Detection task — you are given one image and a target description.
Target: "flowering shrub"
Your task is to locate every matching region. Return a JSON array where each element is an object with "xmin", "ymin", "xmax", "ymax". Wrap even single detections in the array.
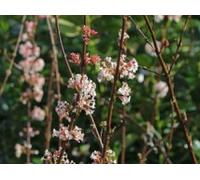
[{"xmin": 1, "ymin": 15, "xmax": 200, "ymax": 164}]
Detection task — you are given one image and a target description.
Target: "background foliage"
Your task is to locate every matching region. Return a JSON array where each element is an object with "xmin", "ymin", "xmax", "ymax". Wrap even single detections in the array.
[{"xmin": 0, "ymin": 15, "xmax": 200, "ymax": 163}]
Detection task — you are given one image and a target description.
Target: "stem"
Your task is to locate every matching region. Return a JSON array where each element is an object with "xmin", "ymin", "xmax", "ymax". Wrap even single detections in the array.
[
  {"xmin": 0, "ymin": 15, "xmax": 26, "ymax": 96},
  {"xmin": 102, "ymin": 16, "xmax": 127, "ymax": 161},
  {"xmin": 55, "ymin": 16, "xmax": 103, "ymax": 161},
  {"xmin": 81, "ymin": 15, "xmax": 87, "ymax": 74},
  {"xmin": 168, "ymin": 16, "xmax": 190, "ymax": 74},
  {"xmin": 54, "ymin": 16, "xmax": 73, "ymax": 77},
  {"xmin": 144, "ymin": 15, "xmax": 197, "ymax": 164}
]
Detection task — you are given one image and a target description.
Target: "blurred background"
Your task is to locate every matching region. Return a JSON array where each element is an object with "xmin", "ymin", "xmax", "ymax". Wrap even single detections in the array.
[{"xmin": 0, "ymin": 15, "xmax": 200, "ymax": 163}]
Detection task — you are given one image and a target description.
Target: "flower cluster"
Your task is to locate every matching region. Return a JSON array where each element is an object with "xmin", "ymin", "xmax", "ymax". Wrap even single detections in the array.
[
  {"xmin": 68, "ymin": 74, "xmax": 96, "ymax": 115},
  {"xmin": 15, "ymin": 143, "xmax": 39, "ymax": 158},
  {"xmin": 55, "ymin": 100, "xmax": 71, "ymax": 122},
  {"xmin": 15, "ymin": 20, "xmax": 45, "ymax": 161},
  {"xmin": 53, "ymin": 125, "xmax": 84, "ymax": 143},
  {"xmin": 19, "ymin": 21, "xmax": 45, "ymax": 104},
  {"xmin": 42, "ymin": 149, "xmax": 74, "ymax": 164},
  {"xmin": 90, "ymin": 149, "xmax": 116, "ymax": 164},
  {"xmin": 118, "ymin": 29, "xmax": 129, "ymax": 46},
  {"xmin": 98, "ymin": 29, "xmax": 138, "ymax": 106},
  {"xmin": 117, "ymin": 82, "xmax": 131, "ymax": 105},
  {"xmin": 98, "ymin": 55, "xmax": 138, "ymax": 83},
  {"xmin": 31, "ymin": 106, "xmax": 45, "ymax": 121},
  {"xmin": 97, "ymin": 56, "xmax": 137, "ymax": 105},
  {"xmin": 154, "ymin": 81, "xmax": 169, "ymax": 98},
  {"xmin": 154, "ymin": 15, "xmax": 182, "ymax": 23},
  {"xmin": 69, "ymin": 52, "xmax": 101, "ymax": 65},
  {"xmin": 15, "ymin": 125, "xmax": 40, "ymax": 158},
  {"xmin": 82, "ymin": 25, "xmax": 97, "ymax": 44}
]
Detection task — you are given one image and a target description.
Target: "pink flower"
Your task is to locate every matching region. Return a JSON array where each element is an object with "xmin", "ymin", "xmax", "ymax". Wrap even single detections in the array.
[
  {"xmin": 33, "ymin": 87, "xmax": 44, "ymax": 102},
  {"xmin": 31, "ymin": 106, "xmax": 45, "ymax": 121},
  {"xmin": 86, "ymin": 54, "xmax": 101, "ymax": 65},
  {"xmin": 69, "ymin": 52, "xmax": 81, "ymax": 65},
  {"xmin": 82, "ymin": 25, "xmax": 97, "ymax": 44},
  {"xmin": 53, "ymin": 125, "xmax": 84, "ymax": 143},
  {"xmin": 19, "ymin": 57, "xmax": 45, "ymax": 75},
  {"xmin": 19, "ymin": 41, "xmax": 40, "ymax": 58},
  {"xmin": 25, "ymin": 21, "xmax": 37, "ymax": 36},
  {"xmin": 55, "ymin": 101, "xmax": 71, "ymax": 122},
  {"xmin": 28, "ymin": 73, "xmax": 45, "ymax": 89},
  {"xmin": 68, "ymin": 74, "xmax": 96, "ymax": 115}
]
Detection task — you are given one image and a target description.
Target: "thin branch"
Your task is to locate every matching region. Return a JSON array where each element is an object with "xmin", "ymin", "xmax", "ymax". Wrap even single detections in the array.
[
  {"xmin": 0, "ymin": 15, "xmax": 26, "ymax": 96},
  {"xmin": 44, "ymin": 16, "xmax": 59, "ymax": 150},
  {"xmin": 168, "ymin": 16, "xmax": 191, "ymax": 74},
  {"xmin": 54, "ymin": 16, "xmax": 73, "ymax": 77},
  {"xmin": 128, "ymin": 16, "xmax": 154, "ymax": 49},
  {"xmin": 102, "ymin": 16, "xmax": 127, "ymax": 161},
  {"xmin": 54, "ymin": 15, "xmax": 103, "ymax": 151},
  {"xmin": 81, "ymin": 15, "xmax": 87, "ymax": 74},
  {"xmin": 144, "ymin": 15, "xmax": 197, "ymax": 164}
]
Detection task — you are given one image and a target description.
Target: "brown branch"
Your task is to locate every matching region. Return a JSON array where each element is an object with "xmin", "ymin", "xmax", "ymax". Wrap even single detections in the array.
[
  {"xmin": 128, "ymin": 16, "xmax": 154, "ymax": 49},
  {"xmin": 144, "ymin": 15, "xmax": 197, "ymax": 164},
  {"xmin": 54, "ymin": 15, "xmax": 73, "ymax": 77},
  {"xmin": 44, "ymin": 16, "xmax": 58, "ymax": 150},
  {"xmin": 81, "ymin": 15, "xmax": 87, "ymax": 74},
  {"xmin": 168, "ymin": 16, "xmax": 190, "ymax": 74},
  {"xmin": 54, "ymin": 15, "xmax": 103, "ymax": 152},
  {"xmin": 0, "ymin": 15, "xmax": 26, "ymax": 96},
  {"xmin": 102, "ymin": 16, "xmax": 127, "ymax": 161}
]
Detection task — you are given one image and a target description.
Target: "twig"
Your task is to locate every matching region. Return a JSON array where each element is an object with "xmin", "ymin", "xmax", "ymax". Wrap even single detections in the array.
[
  {"xmin": 54, "ymin": 16, "xmax": 73, "ymax": 77},
  {"xmin": 44, "ymin": 16, "xmax": 58, "ymax": 150},
  {"xmin": 54, "ymin": 15, "xmax": 103, "ymax": 151},
  {"xmin": 128, "ymin": 16, "xmax": 154, "ymax": 49},
  {"xmin": 168, "ymin": 16, "xmax": 190, "ymax": 74},
  {"xmin": 144, "ymin": 15, "xmax": 197, "ymax": 164},
  {"xmin": 81, "ymin": 15, "xmax": 87, "ymax": 74},
  {"xmin": 0, "ymin": 15, "xmax": 26, "ymax": 96},
  {"xmin": 102, "ymin": 16, "xmax": 127, "ymax": 161}
]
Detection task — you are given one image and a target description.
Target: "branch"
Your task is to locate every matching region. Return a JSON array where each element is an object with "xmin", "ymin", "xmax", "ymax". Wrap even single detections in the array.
[
  {"xmin": 102, "ymin": 16, "xmax": 127, "ymax": 161},
  {"xmin": 54, "ymin": 16, "xmax": 73, "ymax": 77},
  {"xmin": 0, "ymin": 15, "xmax": 26, "ymax": 96},
  {"xmin": 144, "ymin": 15, "xmax": 197, "ymax": 164},
  {"xmin": 168, "ymin": 16, "xmax": 190, "ymax": 74}
]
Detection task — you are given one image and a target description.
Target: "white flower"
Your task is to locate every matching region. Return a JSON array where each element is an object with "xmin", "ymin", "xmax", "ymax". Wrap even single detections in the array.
[
  {"xmin": 119, "ymin": 56, "xmax": 138, "ymax": 79},
  {"xmin": 117, "ymin": 82, "xmax": 131, "ymax": 105},
  {"xmin": 55, "ymin": 100, "xmax": 71, "ymax": 122},
  {"xmin": 68, "ymin": 74, "xmax": 96, "ymax": 115},
  {"xmin": 154, "ymin": 81, "xmax": 169, "ymax": 98},
  {"xmin": 97, "ymin": 57, "xmax": 116, "ymax": 82},
  {"xmin": 118, "ymin": 29, "xmax": 129, "ymax": 43},
  {"xmin": 137, "ymin": 73, "xmax": 144, "ymax": 83},
  {"xmin": 145, "ymin": 41, "xmax": 162, "ymax": 57},
  {"xmin": 53, "ymin": 125, "xmax": 84, "ymax": 143},
  {"xmin": 15, "ymin": 144, "xmax": 24, "ymax": 158},
  {"xmin": 31, "ymin": 106, "xmax": 45, "ymax": 121},
  {"xmin": 90, "ymin": 151, "xmax": 102, "ymax": 163},
  {"xmin": 98, "ymin": 56, "xmax": 138, "ymax": 82}
]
